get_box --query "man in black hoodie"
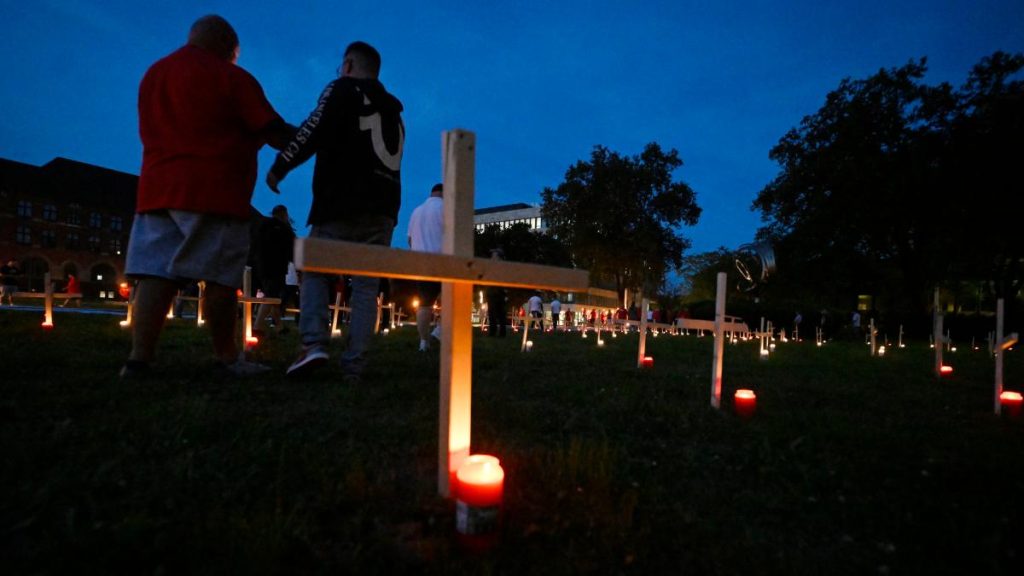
[267,41,404,381]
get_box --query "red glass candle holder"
[734,389,757,419]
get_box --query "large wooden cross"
[294,130,589,497]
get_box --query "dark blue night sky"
[2,0,1021,254]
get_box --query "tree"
[473,222,571,267]
[752,53,1024,317]
[541,143,701,303]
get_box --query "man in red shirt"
[121,15,293,378]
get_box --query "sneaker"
[287,345,329,378]
[430,326,441,340]
[220,358,271,376]
[418,339,429,352]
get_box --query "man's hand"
[266,170,281,194]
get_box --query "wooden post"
[243,266,253,344]
[196,281,205,327]
[331,291,343,337]
[43,272,54,326]
[375,292,384,335]
[933,288,943,377]
[120,284,134,327]
[710,272,727,409]
[439,129,476,497]
[636,297,649,368]
[869,318,877,356]
[520,311,531,352]
[995,298,1005,415]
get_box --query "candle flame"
[735,389,756,400]
[1000,391,1023,402]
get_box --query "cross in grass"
[294,130,590,497]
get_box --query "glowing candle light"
[382,328,390,336]
[41,321,54,330]
[1000,391,1023,418]
[642,356,654,368]
[245,336,259,347]
[940,365,954,375]
[455,455,504,540]
[597,339,605,347]
[734,389,757,418]
[525,340,533,352]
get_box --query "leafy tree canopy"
[541,143,701,302]
[752,52,1024,315]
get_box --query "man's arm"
[266,80,338,191]
[262,118,299,152]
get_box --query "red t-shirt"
[136,45,281,219]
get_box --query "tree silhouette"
[541,143,700,303]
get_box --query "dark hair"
[431,183,443,195]
[344,41,381,76]
[271,204,288,215]
[188,15,239,61]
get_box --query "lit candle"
[525,340,533,351]
[734,389,757,418]
[245,336,259,347]
[455,455,504,537]
[642,356,654,368]
[940,365,954,375]
[1000,391,1023,419]
[41,321,54,330]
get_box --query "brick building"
[0,157,136,299]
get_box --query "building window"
[110,238,122,254]
[66,211,81,226]
[43,204,57,221]
[16,225,31,245]
[17,200,32,218]
[88,236,100,252]
[89,212,102,228]
[41,229,56,248]
[110,216,123,232]
[66,233,80,250]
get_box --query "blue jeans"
[299,216,394,375]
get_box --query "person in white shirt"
[550,297,561,330]
[407,183,444,351]
[527,292,544,331]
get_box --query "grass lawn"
[1,307,1022,574]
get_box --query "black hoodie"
[271,77,404,225]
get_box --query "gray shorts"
[125,210,250,288]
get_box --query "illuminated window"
[16,225,31,245]
[89,212,102,228]
[42,204,57,221]
[110,216,123,232]
[17,200,32,218]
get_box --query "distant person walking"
[485,249,508,337]
[408,183,444,352]
[268,41,404,382]
[121,14,293,379]
[253,204,296,336]
[60,274,81,307]
[550,296,561,331]
[527,292,543,330]
[1,258,21,305]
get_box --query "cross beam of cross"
[294,130,589,497]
